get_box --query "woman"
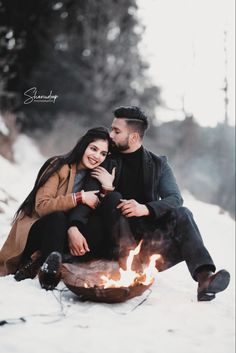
[0,127,116,289]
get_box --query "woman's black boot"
[38,252,62,290]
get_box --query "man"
[106,105,230,301]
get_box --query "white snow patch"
[0,114,9,136]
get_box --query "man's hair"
[113,106,149,138]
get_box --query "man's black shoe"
[38,252,62,291]
[14,257,42,282]
[197,269,230,301]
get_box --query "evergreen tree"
[0,0,160,130]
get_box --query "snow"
[0,135,235,353]
[0,114,9,136]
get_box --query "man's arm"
[146,158,183,219]
[117,199,150,217]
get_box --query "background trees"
[0,0,159,130]
[153,117,235,218]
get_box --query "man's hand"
[117,199,150,217]
[67,226,90,256]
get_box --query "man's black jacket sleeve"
[146,157,183,219]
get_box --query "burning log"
[61,241,162,303]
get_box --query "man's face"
[110,118,131,152]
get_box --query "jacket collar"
[142,148,154,201]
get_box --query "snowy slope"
[0,135,234,353]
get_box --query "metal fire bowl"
[61,260,154,303]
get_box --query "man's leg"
[81,211,108,260]
[98,192,137,260]
[169,207,215,280]
[148,206,230,300]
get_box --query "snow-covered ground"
[0,135,235,353]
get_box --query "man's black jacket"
[113,148,183,219]
[67,147,183,226]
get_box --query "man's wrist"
[145,203,155,217]
[142,205,150,216]
[68,225,78,234]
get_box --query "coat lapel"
[142,148,155,201]
[113,156,123,187]
[67,163,76,193]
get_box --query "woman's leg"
[15,212,67,281]
[71,211,108,262]
[22,211,68,263]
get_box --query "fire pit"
[61,242,161,303]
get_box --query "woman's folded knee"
[45,211,67,224]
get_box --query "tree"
[0,0,160,131]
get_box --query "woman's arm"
[35,171,99,217]
[35,172,76,216]
[67,226,90,256]
[90,166,116,196]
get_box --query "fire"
[100,241,161,289]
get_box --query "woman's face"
[79,139,109,169]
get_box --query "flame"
[141,254,160,285]
[100,241,161,289]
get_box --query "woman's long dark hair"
[13,127,111,220]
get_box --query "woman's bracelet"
[74,190,85,205]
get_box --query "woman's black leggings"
[22,211,107,263]
[22,212,68,262]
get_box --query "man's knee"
[172,206,193,220]
[101,191,122,209]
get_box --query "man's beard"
[111,139,130,152]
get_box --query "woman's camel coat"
[0,163,78,276]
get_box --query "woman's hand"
[67,226,90,256]
[82,190,99,209]
[90,167,116,188]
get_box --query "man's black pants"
[97,192,216,281]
